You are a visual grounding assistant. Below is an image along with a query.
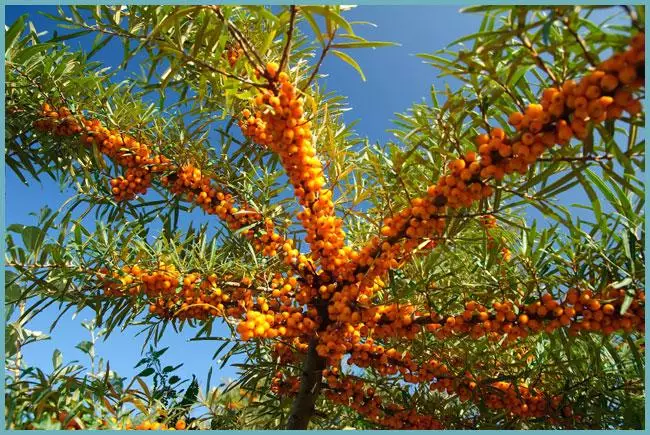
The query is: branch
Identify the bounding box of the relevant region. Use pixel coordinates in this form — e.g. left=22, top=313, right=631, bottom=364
left=279, top=6, right=298, bottom=73
left=67, top=18, right=266, bottom=89
left=561, top=17, right=598, bottom=67
left=209, top=6, right=271, bottom=83
left=517, top=33, right=558, bottom=85
left=622, top=5, right=643, bottom=32
left=301, top=28, right=337, bottom=92
left=285, top=337, right=327, bottom=429
left=536, top=153, right=618, bottom=163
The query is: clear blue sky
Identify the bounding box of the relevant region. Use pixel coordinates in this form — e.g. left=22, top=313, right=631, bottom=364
left=4, top=5, right=632, bottom=390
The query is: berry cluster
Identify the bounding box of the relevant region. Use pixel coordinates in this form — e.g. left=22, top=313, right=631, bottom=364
left=271, top=338, right=310, bottom=364
left=162, top=164, right=260, bottom=232
left=102, top=264, right=246, bottom=321
left=34, top=103, right=169, bottom=201
left=322, top=369, right=444, bottom=429
left=344, top=33, right=645, bottom=292
left=33, top=104, right=305, bottom=267
left=162, top=165, right=307, bottom=267
left=239, top=63, right=348, bottom=279
left=33, top=105, right=82, bottom=136
left=270, top=371, right=301, bottom=396
left=340, top=339, right=566, bottom=420
left=351, top=286, right=645, bottom=342
left=101, top=265, right=322, bottom=342
left=226, top=43, right=244, bottom=67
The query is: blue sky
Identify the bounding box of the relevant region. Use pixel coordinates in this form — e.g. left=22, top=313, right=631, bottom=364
left=4, top=5, right=637, bottom=392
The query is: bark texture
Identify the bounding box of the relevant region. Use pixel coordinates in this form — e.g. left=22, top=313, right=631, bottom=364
left=285, top=337, right=326, bottom=429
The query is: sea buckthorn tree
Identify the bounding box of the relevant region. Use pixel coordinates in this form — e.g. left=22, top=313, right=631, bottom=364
left=5, top=5, right=646, bottom=430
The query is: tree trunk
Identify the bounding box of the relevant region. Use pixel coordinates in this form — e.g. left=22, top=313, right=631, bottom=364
left=285, top=337, right=326, bottom=429
left=13, top=301, right=25, bottom=380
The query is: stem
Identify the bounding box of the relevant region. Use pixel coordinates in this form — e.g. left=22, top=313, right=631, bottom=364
left=536, top=153, right=617, bottom=162
left=301, top=29, right=337, bottom=92
left=285, top=337, right=327, bottom=429
left=561, top=17, right=598, bottom=67
left=13, top=302, right=26, bottom=380
left=517, top=30, right=558, bottom=85
left=209, top=6, right=271, bottom=82
left=63, top=17, right=266, bottom=89
left=279, top=6, right=297, bottom=73
left=622, top=5, right=643, bottom=32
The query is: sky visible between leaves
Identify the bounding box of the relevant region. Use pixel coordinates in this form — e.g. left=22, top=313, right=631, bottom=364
left=4, top=5, right=629, bottom=389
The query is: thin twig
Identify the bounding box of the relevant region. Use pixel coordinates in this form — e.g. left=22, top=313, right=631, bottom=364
left=561, top=17, right=598, bottom=67
left=209, top=6, right=270, bottom=82
left=279, top=6, right=298, bottom=73
left=621, top=5, right=643, bottom=32
left=518, top=34, right=559, bottom=85
left=537, top=153, right=616, bottom=162
left=301, top=28, right=337, bottom=92
left=66, top=20, right=266, bottom=89
left=180, top=51, right=271, bottom=89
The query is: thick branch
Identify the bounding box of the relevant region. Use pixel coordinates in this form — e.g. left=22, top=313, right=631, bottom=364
left=285, top=337, right=327, bottom=429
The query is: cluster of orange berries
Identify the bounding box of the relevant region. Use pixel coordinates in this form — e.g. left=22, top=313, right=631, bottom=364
left=266, top=368, right=440, bottom=429
left=423, top=286, right=646, bottom=341
left=241, top=286, right=316, bottom=340
left=318, top=287, right=642, bottom=418
left=34, top=103, right=305, bottom=267
left=459, top=34, right=644, bottom=206
left=161, top=163, right=310, bottom=269
left=162, top=164, right=307, bottom=267
left=326, top=277, right=385, bottom=322
left=101, top=264, right=324, bottom=342
left=463, top=34, right=642, bottom=192
left=271, top=338, right=310, bottom=364
left=358, top=304, right=423, bottom=340
left=101, top=263, right=178, bottom=298
left=340, top=339, right=566, bottom=420
left=102, top=264, right=247, bottom=321
left=376, top=196, right=447, bottom=252
left=316, top=323, right=363, bottom=362
left=33, top=103, right=169, bottom=201
left=510, top=33, right=644, bottom=132
left=343, top=33, right=644, bottom=292
left=110, top=167, right=154, bottom=201
left=260, top=221, right=312, bottom=270
left=270, top=371, right=301, bottom=396
left=239, top=63, right=348, bottom=279
left=225, top=43, right=244, bottom=67
left=161, top=164, right=261, bottom=231
left=33, top=105, right=83, bottom=136
left=236, top=309, right=278, bottom=340
left=321, top=369, right=444, bottom=429
left=449, top=379, right=565, bottom=420
left=234, top=273, right=322, bottom=341
left=237, top=305, right=320, bottom=341
left=359, top=286, right=644, bottom=343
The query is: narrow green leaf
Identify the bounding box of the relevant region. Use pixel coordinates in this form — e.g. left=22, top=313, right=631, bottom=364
left=332, top=50, right=366, bottom=81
